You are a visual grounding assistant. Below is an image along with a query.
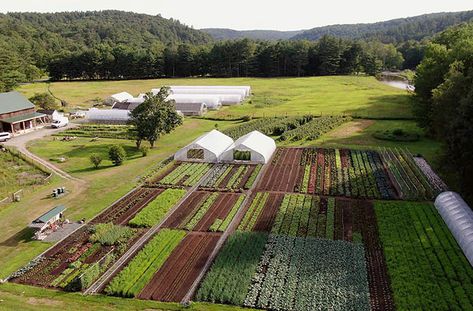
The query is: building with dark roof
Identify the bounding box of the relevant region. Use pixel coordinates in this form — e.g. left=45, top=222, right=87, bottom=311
left=0, top=91, right=47, bottom=135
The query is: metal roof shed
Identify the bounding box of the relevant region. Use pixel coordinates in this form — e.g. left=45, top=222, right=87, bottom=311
left=174, top=129, right=234, bottom=163
left=29, top=205, right=66, bottom=231
left=221, top=130, right=276, bottom=164
left=434, top=192, right=473, bottom=266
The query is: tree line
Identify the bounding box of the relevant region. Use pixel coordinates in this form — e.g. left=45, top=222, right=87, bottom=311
left=414, top=22, right=473, bottom=203
left=47, top=37, right=407, bottom=81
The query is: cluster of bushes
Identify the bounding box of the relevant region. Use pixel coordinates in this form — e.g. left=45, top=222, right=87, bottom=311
left=89, top=223, right=135, bottom=246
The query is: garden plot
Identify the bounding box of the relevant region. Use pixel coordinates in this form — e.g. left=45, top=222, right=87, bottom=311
left=210, top=195, right=394, bottom=310
left=90, top=187, right=163, bottom=225
left=162, top=191, right=244, bottom=233
left=245, top=236, right=370, bottom=311
left=152, top=162, right=212, bottom=187
left=9, top=188, right=188, bottom=292
left=138, top=231, right=221, bottom=302
left=10, top=224, right=144, bottom=291
left=258, top=147, right=442, bottom=200
left=199, top=164, right=261, bottom=191
left=375, top=201, right=473, bottom=310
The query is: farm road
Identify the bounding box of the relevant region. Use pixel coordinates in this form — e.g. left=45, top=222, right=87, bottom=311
left=3, top=124, right=83, bottom=182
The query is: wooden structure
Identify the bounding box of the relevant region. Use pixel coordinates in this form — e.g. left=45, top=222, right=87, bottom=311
left=0, top=91, right=47, bottom=135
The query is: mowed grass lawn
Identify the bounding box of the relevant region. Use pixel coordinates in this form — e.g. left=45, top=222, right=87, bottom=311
left=0, top=118, right=238, bottom=279
left=18, top=76, right=412, bottom=119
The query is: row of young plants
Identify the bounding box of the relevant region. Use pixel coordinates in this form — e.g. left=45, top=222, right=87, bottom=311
left=200, top=164, right=255, bottom=191
left=244, top=235, right=371, bottom=311
left=413, top=157, right=448, bottom=192
left=129, top=189, right=187, bottom=228
left=182, top=193, right=219, bottom=230
left=105, top=229, right=186, bottom=297
left=375, top=201, right=473, bottom=310
left=270, top=194, right=335, bottom=239
left=298, top=147, right=439, bottom=200
left=238, top=192, right=270, bottom=231
left=279, top=116, right=350, bottom=141
left=196, top=232, right=269, bottom=305
left=210, top=195, right=246, bottom=232
left=158, top=162, right=211, bottom=187
left=223, top=115, right=315, bottom=140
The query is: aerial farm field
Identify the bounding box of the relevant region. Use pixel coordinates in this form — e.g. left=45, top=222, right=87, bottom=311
left=1, top=77, right=462, bottom=311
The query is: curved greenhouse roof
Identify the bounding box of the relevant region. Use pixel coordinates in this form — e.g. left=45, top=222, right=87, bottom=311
left=174, top=130, right=234, bottom=162
left=221, top=130, right=276, bottom=164
left=434, top=191, right=473, bottom=266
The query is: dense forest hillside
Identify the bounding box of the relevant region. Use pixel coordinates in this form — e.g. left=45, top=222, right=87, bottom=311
left=202, top=28, right=304, bottom=41
left=0, top=10, right=212, bottom=65
left=293, top=11, right=473, bottom=42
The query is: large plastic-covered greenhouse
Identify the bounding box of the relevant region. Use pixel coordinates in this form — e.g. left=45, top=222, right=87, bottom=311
left=434, top=192, right=473, bottom=266
left=86, top=108, right=130, bottom=124
left=169, top=87, right=247, bottom=98
left=170, top=85, right=251, bottom=97
left=167, top=94, right=222, bottom=110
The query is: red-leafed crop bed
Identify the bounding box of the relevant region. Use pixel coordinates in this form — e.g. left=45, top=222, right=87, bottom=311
left=138, top=232, right=221, bottom=302
left=91, top=187, right=163, bottom=225
left=257, top=148, right=303, bottom=192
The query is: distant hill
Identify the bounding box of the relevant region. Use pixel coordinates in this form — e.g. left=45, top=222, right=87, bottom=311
left=202, top=28, right=304, bottom=41
left=0, top=10, right=213, bottom=58
left=292, top=10, right=473, bottom=42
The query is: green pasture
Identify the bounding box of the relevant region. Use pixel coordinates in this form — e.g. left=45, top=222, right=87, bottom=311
left=18, top=76, right=412, bottom=119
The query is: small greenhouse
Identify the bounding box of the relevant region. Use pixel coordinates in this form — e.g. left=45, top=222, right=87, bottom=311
left=86, top=108, right=130, bottom=124
left=174, top=130, right=234, bottom=163
left=104, top=92, right=134, bottom=106
left=434, top=192, right=473, bottom=266
left=221, top=130, right=276, bottom=164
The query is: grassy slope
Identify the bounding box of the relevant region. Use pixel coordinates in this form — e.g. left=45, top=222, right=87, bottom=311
left=18, top=76, right=412, bottom=119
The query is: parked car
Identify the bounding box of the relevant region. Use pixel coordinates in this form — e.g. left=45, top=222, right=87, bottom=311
left=51, top=117, right=69, bottom=128
left=0, top=132, right=12, bottom=142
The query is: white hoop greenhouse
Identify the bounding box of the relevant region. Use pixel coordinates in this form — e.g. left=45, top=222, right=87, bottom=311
left=86, top=108, right=130, bottom=124
left=170, top=85, right=251, bottom=97
left=434, top=191, right=473, bottom=266
left=221, top=130, right=276, bottom=164
left=174, top=130, right=234, bottom=163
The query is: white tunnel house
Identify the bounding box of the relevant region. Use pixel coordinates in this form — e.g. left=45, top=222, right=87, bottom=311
left=174, top=130, right=234, bottom=163
left=221, top=130, right=276, bottom=164
left=167, top=94, right=222, bottom=110
left=170, top=85, right=251, bottom=97
left=86, top=108, right=130, bottom=123
left=434, top=191, right=473, bottom=267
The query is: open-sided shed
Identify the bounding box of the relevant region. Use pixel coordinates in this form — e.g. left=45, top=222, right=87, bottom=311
left=434, top=191, right=473, bottom=266
left=221, top=130, right=276, bottom=164
left=174, top=129, right=234, bottom=163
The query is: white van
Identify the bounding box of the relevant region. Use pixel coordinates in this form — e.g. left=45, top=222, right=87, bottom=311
left=51, top=117, right=69, bottom=128
left=0, top=132, right=12, bottom=142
